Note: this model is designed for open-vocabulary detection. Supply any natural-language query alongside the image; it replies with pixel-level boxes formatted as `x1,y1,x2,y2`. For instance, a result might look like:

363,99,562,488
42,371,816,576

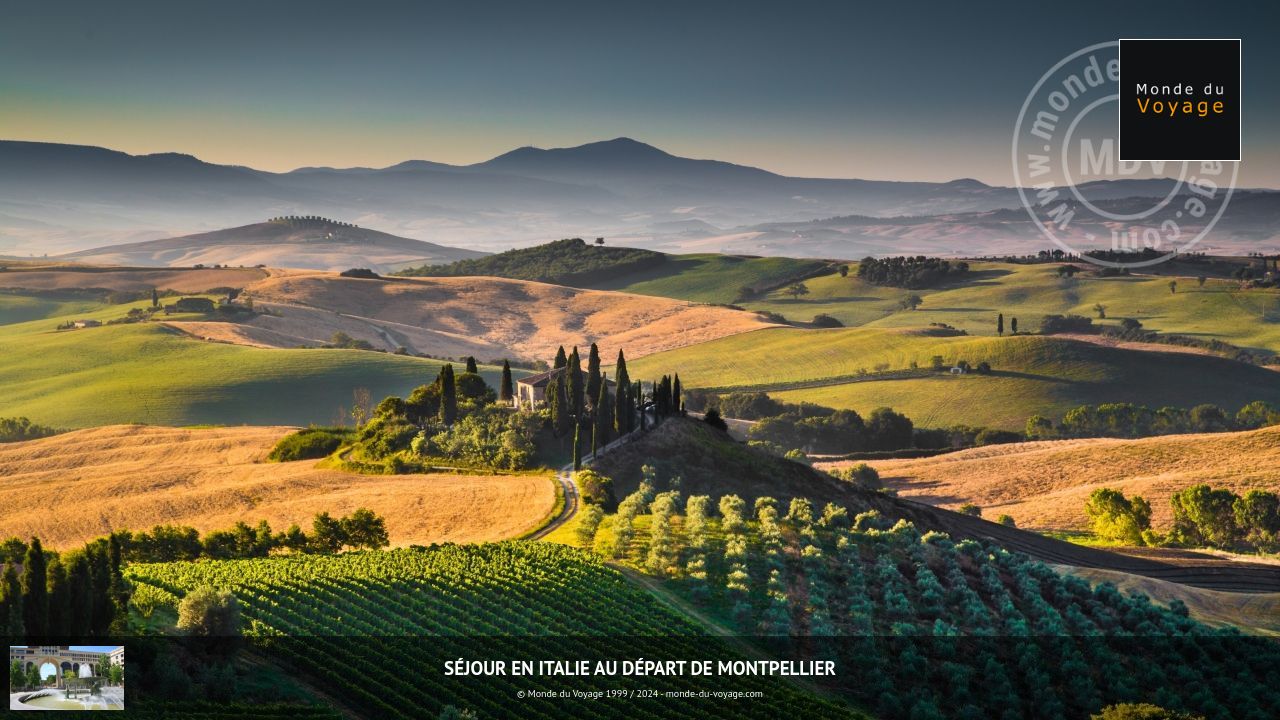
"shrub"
177,586,241,636
702,408,729,432
575,470,615,508
957,504,982,517
974,428,1022,446
996,514,1016,527
1085,488,1152,544
267,427,353,462
811,313,843,328
1039,314,1094,334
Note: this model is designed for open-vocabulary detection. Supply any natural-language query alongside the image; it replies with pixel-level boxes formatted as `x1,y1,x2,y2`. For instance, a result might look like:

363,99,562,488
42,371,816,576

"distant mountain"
60,217,486,272
1,138,1271,258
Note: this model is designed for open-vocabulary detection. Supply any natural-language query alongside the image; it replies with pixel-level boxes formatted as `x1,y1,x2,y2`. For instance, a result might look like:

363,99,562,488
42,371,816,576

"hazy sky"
3,0,1277,185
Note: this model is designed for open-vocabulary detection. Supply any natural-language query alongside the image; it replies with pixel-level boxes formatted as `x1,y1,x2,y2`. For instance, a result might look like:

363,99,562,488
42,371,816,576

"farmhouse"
167,297,216,313
72,319,101,328
514,367,615,410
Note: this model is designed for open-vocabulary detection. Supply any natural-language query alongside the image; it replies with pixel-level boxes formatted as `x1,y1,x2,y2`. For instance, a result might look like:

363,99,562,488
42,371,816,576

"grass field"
740,262,1280,352
630,326,1280,429
0,310,501,427
586,253,829,304
0,293,106,324
0,425,555,548
815,424,1280,531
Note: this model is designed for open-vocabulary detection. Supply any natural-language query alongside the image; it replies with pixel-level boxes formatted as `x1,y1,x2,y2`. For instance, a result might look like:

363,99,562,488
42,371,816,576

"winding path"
525,465,578,540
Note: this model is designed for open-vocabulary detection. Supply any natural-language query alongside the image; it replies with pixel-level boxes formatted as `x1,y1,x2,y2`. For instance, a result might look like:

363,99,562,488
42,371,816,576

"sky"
2,0,1278,186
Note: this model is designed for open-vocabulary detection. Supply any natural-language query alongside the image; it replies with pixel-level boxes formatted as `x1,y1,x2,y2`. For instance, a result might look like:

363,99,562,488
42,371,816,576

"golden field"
818,425,1280,531
0,425,555,548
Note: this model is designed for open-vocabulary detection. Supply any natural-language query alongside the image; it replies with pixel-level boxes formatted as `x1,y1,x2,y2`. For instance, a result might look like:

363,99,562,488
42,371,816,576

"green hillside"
630,328,1280,429
397,236,666,285
586,253,830,304
0,292,106,324
126,543,861,720
743,262,1280,352
0,314,502,428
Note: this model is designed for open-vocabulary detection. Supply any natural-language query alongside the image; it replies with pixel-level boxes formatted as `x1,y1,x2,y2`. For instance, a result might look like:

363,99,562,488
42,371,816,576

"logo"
1012,41,1238,268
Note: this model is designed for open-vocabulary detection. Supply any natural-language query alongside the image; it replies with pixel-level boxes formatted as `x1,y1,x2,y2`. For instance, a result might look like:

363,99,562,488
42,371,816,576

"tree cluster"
1026,401,1280,440
0,535,126,638
114,509,389,562
856,256,969,289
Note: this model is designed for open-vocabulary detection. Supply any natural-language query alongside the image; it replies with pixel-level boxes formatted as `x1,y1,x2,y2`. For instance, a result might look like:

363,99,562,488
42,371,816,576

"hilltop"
823,424,1280,532
398,236,666,284
59,217,486,272
0,425,555,548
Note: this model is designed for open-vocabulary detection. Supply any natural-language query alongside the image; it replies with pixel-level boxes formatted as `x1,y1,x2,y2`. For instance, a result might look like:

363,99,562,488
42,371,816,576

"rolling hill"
819,425,1280,532
59,218,485,272
0,306,496,427
629,327,1280,429
175,270,778,363
0,425,555,548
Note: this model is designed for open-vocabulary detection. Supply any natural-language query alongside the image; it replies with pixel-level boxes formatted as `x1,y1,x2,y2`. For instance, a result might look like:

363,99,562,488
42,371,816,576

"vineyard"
582,479,1280,720
125,543,863,719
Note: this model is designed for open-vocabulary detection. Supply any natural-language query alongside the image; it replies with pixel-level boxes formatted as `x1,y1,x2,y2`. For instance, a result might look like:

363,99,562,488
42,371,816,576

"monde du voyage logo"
1013,39,1242,268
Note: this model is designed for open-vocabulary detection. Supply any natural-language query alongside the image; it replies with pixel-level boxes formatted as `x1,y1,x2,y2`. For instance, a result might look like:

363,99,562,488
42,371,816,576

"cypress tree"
1,565,21,635
673,374,682,415
572,421,582,471
997,313,1004,336
614,350,631,435
46,557,69,634
499,360,514,403
66,552,91,637
553,346,567,369
586,343,602,409
465,356,479,374
632,381,642,432
1011,317,1018,334
594,372,612,453
151,287,159,308
567,347,585,419
638,382,648,431
21,537,47,637
88,544,113,636
438,364,457,425
548,374,571,436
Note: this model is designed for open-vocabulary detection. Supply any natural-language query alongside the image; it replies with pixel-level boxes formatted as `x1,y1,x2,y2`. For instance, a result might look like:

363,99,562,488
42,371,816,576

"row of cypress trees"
0,535,127,638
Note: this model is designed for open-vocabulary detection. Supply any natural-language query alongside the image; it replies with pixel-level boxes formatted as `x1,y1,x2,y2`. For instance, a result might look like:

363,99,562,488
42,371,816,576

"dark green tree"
46,556,70,633
572,421,582,471
997,313,1004,336
593,373,612,453
1011,317,1018,333
151,288,159,308
87,544,113,636
499,360,513,403
438,364,458,425
553,346,567,369
21,537,48,636
567,347,585,418
672,374,682,414
1,565,22,635
614,350,631,434
66,552,92,637
464,356,478,374
586,343,602,410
